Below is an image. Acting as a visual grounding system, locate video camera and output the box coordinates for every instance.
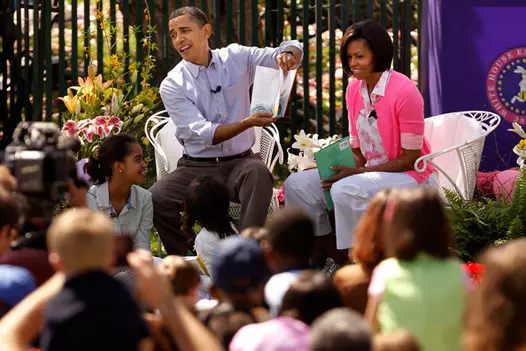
[0,121,87,249]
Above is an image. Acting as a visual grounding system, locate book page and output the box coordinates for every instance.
[275,69,297,117]
[250,66,281,115]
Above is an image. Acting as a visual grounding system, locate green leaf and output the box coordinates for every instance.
[134,114,145,124]
[140,95,155,109]
[131,103,144,115]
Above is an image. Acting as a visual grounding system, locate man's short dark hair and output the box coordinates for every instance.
[169,6,209,26]
[339,19,394,75]
[266,207,315,264]
[310,308,372,351]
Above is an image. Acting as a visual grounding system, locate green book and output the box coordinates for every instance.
[314,137,356,210]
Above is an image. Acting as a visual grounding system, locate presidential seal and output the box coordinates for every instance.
[486,47,526,125]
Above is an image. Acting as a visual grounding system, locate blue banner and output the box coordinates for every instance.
[421,0,526,171]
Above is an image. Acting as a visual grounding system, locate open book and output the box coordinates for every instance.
[249,66,297,117]
[314,137,356,211]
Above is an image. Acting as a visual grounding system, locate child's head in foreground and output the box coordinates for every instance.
[157,255,201,304]
[0,186,22,255]
[464,238,526,351]
[383,188,454,261]
[47,208,115,275]
[263,207,315,272]
[310,307,372,351]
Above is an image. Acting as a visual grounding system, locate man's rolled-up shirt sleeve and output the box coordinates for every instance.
[160,78,219,147]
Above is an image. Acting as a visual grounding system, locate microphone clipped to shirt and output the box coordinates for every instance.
[211,86,222,94]
[368,110,378,120]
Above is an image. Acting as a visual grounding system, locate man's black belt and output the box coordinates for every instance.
[182,149,252,163]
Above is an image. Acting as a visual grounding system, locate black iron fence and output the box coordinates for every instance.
[0,0,420,147]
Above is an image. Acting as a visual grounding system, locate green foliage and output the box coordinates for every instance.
[59,0,160,159]
[448,168,526,261]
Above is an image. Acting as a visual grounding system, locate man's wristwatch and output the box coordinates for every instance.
[282,50,295,57]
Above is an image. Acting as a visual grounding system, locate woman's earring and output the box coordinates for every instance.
[119,169,123,173]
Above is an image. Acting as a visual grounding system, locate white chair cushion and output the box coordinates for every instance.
[424,113,483,194]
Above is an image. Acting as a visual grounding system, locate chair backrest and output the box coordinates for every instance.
[156,118,183,176]
[145,111,279,180]
[144,110,179,180]
[424,111,500,200]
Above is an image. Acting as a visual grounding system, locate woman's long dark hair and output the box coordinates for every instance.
[85,134,137,185]
[182,175,236,241]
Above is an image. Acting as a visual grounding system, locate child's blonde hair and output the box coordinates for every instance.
[373,330,420,351]
[47,208,115,273]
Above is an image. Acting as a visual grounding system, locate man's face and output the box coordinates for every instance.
[169,14,211,64]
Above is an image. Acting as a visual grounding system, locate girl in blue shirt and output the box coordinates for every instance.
[85,134,153,251]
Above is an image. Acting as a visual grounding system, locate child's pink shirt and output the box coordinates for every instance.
[346,70,434,183]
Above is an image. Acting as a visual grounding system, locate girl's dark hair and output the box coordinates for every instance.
[182,175,235,241]
[85,133,137,185]
[339,19,394,76]
[383,188,454,261]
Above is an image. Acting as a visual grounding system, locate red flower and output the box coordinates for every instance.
[462,261,485,284]
[277,185,285,204]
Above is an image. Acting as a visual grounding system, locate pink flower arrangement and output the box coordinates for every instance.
[61,116,123,159]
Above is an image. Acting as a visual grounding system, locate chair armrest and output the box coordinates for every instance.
[266,124,284,173]
[414,135,486,173]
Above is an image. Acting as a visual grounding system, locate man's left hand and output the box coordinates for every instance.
[277,51,298,73]
[321,166,365,190]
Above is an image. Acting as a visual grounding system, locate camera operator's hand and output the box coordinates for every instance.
[67,179,88,208]
[0,165,17,192]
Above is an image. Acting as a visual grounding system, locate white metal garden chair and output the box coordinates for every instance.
[414,110,501,201]
[144,110,283,252]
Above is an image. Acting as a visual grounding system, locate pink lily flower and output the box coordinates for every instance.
[107,116,123,133]
[62,120,81,138]
[81,125,96,143]
[93,116,109,127]
[96,124,112,137]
